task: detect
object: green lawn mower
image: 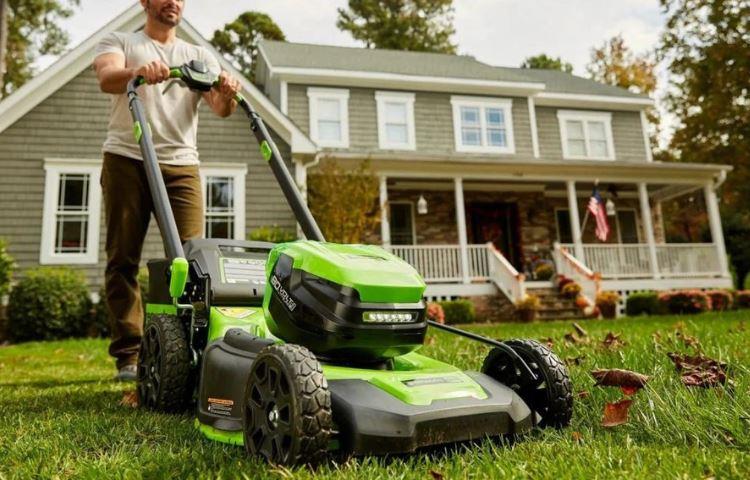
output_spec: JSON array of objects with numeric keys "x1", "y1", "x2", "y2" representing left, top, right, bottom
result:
[{"x1": 127, "y1": 61, "x2": 573, "y2": 466}]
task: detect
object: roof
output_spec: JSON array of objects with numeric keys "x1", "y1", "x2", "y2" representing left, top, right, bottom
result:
[
  {"x1": 259, "y1": 40, "x2": 647, "y2": 100},
  {"x1": 0, "y1": 4, "x2": 317, "y2": 154}
]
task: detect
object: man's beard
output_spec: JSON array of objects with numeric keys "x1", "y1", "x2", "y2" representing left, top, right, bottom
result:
[{"x1": 147, "y1": 1, "x2": 182, "y2": 27}]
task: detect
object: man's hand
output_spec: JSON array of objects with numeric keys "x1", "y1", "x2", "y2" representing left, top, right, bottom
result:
[
  {"x1": 215, "y1": 71, "x2": 241, "y2": 101},
  {"x1": 204, "y1": 71, "x2": 241, "y2": 118},
  {"x1": 135, "y1": 60, "x2": 171, "y2": 85}
]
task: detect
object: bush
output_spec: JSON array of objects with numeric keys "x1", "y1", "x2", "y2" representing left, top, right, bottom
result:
[
  {"x1": 0, "y1": 238, "x2": 15, "y2": 298},
  {"x1": 426, "y1": 302, "x2": 445, "y2": 324},
  {"x1": 515, "y1": 294, "x2": 541, "y2": 311},
  {"x1": 249, "y1": 225, "x2": 297, "y2": 243},
  {"x1": 534, "y1": 263, "x2": 554, "y2": 281},
  {"x1": 561, "y1": 282, "x2": 582, "y2": 299},
  {"x1": 658, "y1": 290, "x2": 711, "y2": 314},
  {"x1": 92, "y1": 268, "x2": 149, "y2": 338},
  {"x1": 7, "y1": 268, "x2": 92, "y2": 342},
  {"x1": 706, "y1": 290, "x2": 733, "y2": 311},
  {"x1": 625, "y1": 291, "x2": 659, "y2": 316},
  {"x1": 736, "y1": 290, "x2": 750, "y2": 309},
  {"x1": 438, "y1": 299, "x2": 475, "y2": 324}
]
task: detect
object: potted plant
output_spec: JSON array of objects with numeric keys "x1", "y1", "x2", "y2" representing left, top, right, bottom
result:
[
  {"x1": 596, "y1": 291, "x2": 620, "y2": 319},
  {"x1": 515, "y1": 294, "x2": 541, "y2": 322},
  {"x1": 562, "y1": 282, "x2": 582, "y2": 299},
  {"x1": 534, "y1": 263, "x2": 555, "y2": 281}
]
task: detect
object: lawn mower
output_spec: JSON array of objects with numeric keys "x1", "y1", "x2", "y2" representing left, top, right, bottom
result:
[{"x1": 127, "y1": 61, "x2": 573, "y2": 466}]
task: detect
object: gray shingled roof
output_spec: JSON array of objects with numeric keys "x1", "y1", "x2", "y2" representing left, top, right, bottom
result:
[{"x1": 260, "y1": 40, "x2": 646, "y2": 99}]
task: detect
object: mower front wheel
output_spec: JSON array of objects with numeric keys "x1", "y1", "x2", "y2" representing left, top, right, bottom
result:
[
  {"x1": 243, "y1": 344, "x2": 332, "y2": 466},
  {"x1": 482, "y1": 339, "x2": 573, "y2": 428}
]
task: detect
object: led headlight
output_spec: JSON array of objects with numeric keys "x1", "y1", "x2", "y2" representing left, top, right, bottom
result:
[{"x1": 362, "y1": 311, "x2": 416, "y2": 324}]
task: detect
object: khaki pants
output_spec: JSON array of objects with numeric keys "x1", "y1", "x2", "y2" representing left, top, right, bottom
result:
[{"x1": 101, "y1": 152, "x2": 203, "y2": 368}]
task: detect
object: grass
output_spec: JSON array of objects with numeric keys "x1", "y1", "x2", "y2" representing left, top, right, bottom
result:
[{"x1": 1, "y1": 312, "x2": 749, "y2": 479}]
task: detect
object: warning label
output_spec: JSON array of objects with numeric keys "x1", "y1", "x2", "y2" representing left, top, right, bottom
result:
[{"x1": 207, "y1": 397, "x2": 234, "y2": 416}]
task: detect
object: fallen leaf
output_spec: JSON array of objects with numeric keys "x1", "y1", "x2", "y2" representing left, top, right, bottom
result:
[
  {"x1": 430, "y1": 470, "x2": 445, "y2": 480},
  {"x1": 729, "y1": 322, "x2": 746, "y2": 334},
  {"x1": 540, "y1": 337, "x2": 554, "y2": 349},
  {"x1": 120, "y1": 390, "x2": 139, "y2": 408},
  {"x1": 601, "y1": 398, "x2": 633, "y2": 427},
  {"x1": 601, "y1": 332, "x2": 626, "y2": 350},
  {"x1": 571, "y1": 431, "x2": 584, "y2": 443},
  {"x1": 676, "y1": 331, "x2": 702, "y2": 351},
  {"x1": 667, "y1": 352, "x2": 728, "y2": 388},
  {"x1": 576, "y1": 390, "x2": 591, "y2": 399},
  {"x1": 591, "y1": 369, "x2": 649, "y2": 391},
  {"x1": 573, "y1": 322, "x2": 588, "y2": 337},
  {"x1": 564, "y1": 333, "x2": 589, "y2": 345},
  {"x1": 620, "y1": 386, "x2": 640, "y2": 396},
  {"x1": 565, "y1": 355, "x2": 586, "y2": 366}
]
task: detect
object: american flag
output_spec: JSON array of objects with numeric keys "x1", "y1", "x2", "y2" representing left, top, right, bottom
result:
[{"x1": 588, "y1": 187, "x2": 610, "y2": 242}]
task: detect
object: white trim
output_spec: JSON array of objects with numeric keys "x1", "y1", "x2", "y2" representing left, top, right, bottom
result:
[
  {"x1": 199, "y1": 164, "x2": 247, "y2": 241},
  {"x1": 640, "y1": 110, "x2": 653, "y2": 162},
  {"x1": 454, "y1": 178, "x2": 470, "y2": 284},
  {"x1": 40, "y1": 159, "x2": 102, "y2": 265},
  {"x1": 379, "y1": 176, "x2": 390, "y2": 249},
  {"x1": 388, "y1": 201, "x2": 417, "y2": 245},
  {"x1": 280, "y1": 80, "x2": 288, "y2": 115},
  {"x1": 375, "y1": 91, "x2": 416, "y2": 151},
  {"x1": 527, "y1": 96, "x2": 540, "y2": 158},
  {"x1": 557, "y1": 110, "x2": 615, "y2": 161},
  {"x1": 704, "y1": 182, "x2": 730, "y2": 277},
  {"x1": 450, "y1": 96, "x2": 515, "y2": 154},
  {"x1": 638, "y1": 182, "x2": 660, "y2": 278},
  {"x1": 535, "y1": 92, "x2": 654, "y2": 110},
  {"x1": 566, "y1": 180, "x2": 585, "y2": 261},
  {"x1": 307, "y1": 87, "x2": 350, "y2": 148}
]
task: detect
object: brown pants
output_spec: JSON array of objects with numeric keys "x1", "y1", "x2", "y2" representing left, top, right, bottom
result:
[{"x1": 101, "y1": 152, "x2": 203, "y2": 368}]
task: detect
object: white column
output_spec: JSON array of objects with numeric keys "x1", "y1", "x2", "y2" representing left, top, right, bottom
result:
[
  {"x1": 379, "y1": 176, "x2": 391, "y2": 250},
  {"x1": 638, "y1": 182, "x2": 660, "y2": 278},
  {"x1": 454, "y1": 177, "x2": 470, "y2": 284},
  {"x1": 704, "y1": 182, "x2": 730, "y2": 277},
  {"x1": 566, "y1": 180, "x2": 585, "y2": 261},
  {"x1": 528, "y1": 96, "x2": 540, "y2": 158}
]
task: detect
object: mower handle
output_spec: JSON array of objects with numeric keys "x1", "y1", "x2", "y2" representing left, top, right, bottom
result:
[{"x1": 127, "y1": 64, "x2": 246, "y2": 105}]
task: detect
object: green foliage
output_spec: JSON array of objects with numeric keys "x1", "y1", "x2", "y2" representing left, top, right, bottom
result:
[
  {"x1": 1, "y1": 0, "x2": 80, "y2": 97},
  {"x1": 249, "y1": 225, "x2": 297, "y2": 243},
  {"x1": 337, "y1": 0, "x2": 456, "y2": 53},
  {"x1": 210, "y1": 11, "x2": 285, "y2": 81},
  {"x1": 520, "y1": 54, "x2": 573, "y2": 73},
  {"x1": 7, "y1": 267, "x2": 91, "y2": 342},
  {"x1": 625, "y1": 291, "x2": 659, "y2": 316},
  {"x1": 0, "y1": 238, "x2": 15, "y2": 297},
  {"x1": 438, "y1": 299, "x2": 475, "y2": 324},
  {"x1": 308, "y1": 160, "x2": 380, "y2": 244},
  {"x1": 657, "y1": 290, "x2": 711, "y2": 314}
]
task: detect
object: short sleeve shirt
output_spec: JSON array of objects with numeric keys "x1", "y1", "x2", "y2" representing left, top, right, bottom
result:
[{"x1": 95, "y1": 31, "x2": 221, "y2": 165}]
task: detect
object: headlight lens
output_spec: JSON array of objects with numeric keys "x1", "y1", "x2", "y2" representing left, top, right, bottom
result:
[{"x1": 362, "y1": 311, "x2": 416, "y2": 324}]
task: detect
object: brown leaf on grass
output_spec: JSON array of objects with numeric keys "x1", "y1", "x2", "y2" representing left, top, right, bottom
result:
[
  {"x1": 540, "y1": 337, "x2": 554, "y2": 349},
  {"x1": 591, "y1": 369, "x2": 649, "y2": 391},
  {"x1": 601, "y1": 398, "x2": 633, "y2": 427},
  {"x1": 564, "y1": 332, "x2": 589, "y2": 345},
  {"x1": 667, "y1": 352, "x2": 728, "y2": 388},
  {"x1": 571, "y1": 431, "x2": 584, "y2": 443},
  {"x1": 120, "y1": 390, "x2": 139, "y2": 408},
  {"x1": 573, "y1": 322, "x2": 588, "y2": 337},
  {"x1": 601, "y1": 332, "x2": 626, "y2": 350},
  {"x1": 576, "y1": 390, "x2": 591, "y2": 399},
  {"x1": 430, "y1": 470, "x2": 445, "y2": 480},
  {"x1": 565, "y1": 355, "x2": 586, "y2": 366}
]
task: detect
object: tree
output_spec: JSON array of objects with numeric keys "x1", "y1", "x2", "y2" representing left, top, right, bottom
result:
[
  {"x1": 337, "y1": 0, "x2": 456, "y2": 53},
  {"x1": 308, "y1": 160, "x2": 380, "y2": 244},
  {"x1": 520, "y1": 54, "x2": 573, "y2": 73},
  {"x1": 210, "y1": 11, "x2": 285, "y2": 82},
  {"x1": 0, "y1": 0, "x2": 79, "y2": 98},
  {"x1": 658, "y1": 0, "x2": 750, "y2": 285},
  {"x1": 587, "y1": 35, "x2": 660, "y2": 151}
]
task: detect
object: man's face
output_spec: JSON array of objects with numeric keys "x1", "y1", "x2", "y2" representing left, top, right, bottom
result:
[{"x1": 143, "y1": 0, "x2": 184, "y2": 27}]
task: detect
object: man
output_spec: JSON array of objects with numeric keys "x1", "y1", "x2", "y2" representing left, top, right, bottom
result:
[{"x1": 93, "y1": 0, "x2": 241, "y2": 381}]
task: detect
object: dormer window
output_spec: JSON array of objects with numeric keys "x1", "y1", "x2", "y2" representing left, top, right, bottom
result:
[
  {"x1": 307, "y1": 87, "x2": 349, "y2": 148},
  {"x1": 450, "y1": 96, "x2": 515, "y2": 154},
  {"x1": 376, "y1": 91, "x2": 416, "y2": 150},
  {"x1": 557, "y1": 110, "x2": 615, "y2": 160}
]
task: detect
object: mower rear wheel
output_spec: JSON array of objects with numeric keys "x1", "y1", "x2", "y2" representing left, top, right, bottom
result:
[
  {"x1": 243, "y1": 344, "x2": 332, "y2": 466},
  {"x1": 482, "y1": 339, "x2": 573, "y2": 428},
  {"x1": 137, "y1": 314, "x2": 192, "y2": 412}
]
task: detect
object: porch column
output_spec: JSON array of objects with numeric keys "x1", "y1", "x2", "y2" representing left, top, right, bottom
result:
[
  {"x1": 454, "y1": 177, "x2": 471, "y2": 284},
  {"x1": 704, "y1": 182, "x2": 730, "y2": 277},
  {"x1": 566, "y1": 180, "x2": 585, "y2": 261},
  {"x1": 638, "y1": 182, "x2": 660, "y2": 278},
  {"x1": 379, "y1": 176, "x2": 391, "y2": 250}
]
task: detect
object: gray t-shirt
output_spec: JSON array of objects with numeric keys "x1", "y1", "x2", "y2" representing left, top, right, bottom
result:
[{"x1": 95, "y1": 31, "x2": 221, "y2": 165}]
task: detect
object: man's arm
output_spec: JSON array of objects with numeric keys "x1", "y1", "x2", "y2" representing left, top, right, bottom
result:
[
  {"x1": 93, "y1": 53, "x2": 171, "y2": 94},
  {"x1": 203, "y1": 71, "x2": 241, "y2": 118}
]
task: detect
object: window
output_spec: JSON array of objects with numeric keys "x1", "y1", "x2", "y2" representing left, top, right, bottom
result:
[
  {"x1": 389, "y1": 202, "x2": 416, "y2": 245},
  {"x1": 40, "y1": 159, "x2": 102, "y2": 264},
  {"x1": 555, "y1": 209, "x2": 573, "y2": 244},
  {"x1": 616, "y1": 209, "x2": 640, "y2": 244},
  {"x1": 307, "y1": 88, "x2": 349, "y2": 148},
  {"x1": 557, "y1": 110, "x2": 615, "y2": 160},
  {"x1": 376, "y1": 92, "x2": 416, "y2": 150},
  {"x1": 451, "y1": 96, "x2": 515, "y2": 154},
  {"x1": 200, "y1": 165, "x2": 247, "y2": 241}
]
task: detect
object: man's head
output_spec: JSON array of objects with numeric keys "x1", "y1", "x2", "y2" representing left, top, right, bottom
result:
[{"x1": 141, "y1": 0, "x2": 184, "y2": 28}]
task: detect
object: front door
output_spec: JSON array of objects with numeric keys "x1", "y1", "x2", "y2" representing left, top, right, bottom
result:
[{"x1": 468, "y1": 202, "x2": 523, "y2": 270}]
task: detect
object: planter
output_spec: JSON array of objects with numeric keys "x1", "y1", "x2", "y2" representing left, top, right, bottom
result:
[
  {"x1": 518, "y1": 309, "x2": 537, "y2": 323},
  {"x1": 599, "y1": 303, "x2": 617, "y2": 319}
]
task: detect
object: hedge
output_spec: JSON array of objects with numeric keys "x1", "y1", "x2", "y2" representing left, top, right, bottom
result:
[
  {"x1": 625, "y1": 291, "x2": 659, "y2": 316},
  {"x1": 706, "y1": 290, "x2": 733, "y2": 311},
  {"x1": 438, "y1": 299, "x2": 475, "y2": 324},
  {"x1": 657, "y1": 290, "x2": 711, "y2": 315}
]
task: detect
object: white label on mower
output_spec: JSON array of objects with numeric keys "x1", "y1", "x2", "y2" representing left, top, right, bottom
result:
[
  {"x1": 271, "y1": 275, "x2": 297, "y2": 312},
  {"x1": 402, "y1": 376, "x2": 463, "y2": 388},
  {"x1": 207, "y1": 397, "x2": 234, "y2": 416}
]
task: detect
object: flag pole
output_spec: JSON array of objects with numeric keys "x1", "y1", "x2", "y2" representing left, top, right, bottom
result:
[{"x1": 578, "y1": 179, "x2": 599, "y2": 242}]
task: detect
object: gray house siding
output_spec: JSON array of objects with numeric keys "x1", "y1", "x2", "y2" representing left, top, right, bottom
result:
[{"x1": 0, "y1": 68, "x2": 294, "y2": 289}]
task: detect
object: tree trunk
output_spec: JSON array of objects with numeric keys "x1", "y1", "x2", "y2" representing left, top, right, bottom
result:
[{"x1": 0, "y1": 0, "x2": 8, "y2": 97}]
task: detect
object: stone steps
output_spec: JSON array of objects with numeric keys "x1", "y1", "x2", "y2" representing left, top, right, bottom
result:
[{"x1": 528, "y1": 287, "x2": 587, "y2": 321}]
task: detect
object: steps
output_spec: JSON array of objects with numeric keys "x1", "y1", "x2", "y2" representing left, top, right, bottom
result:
[{"x1": 529, "y1": 287, "x2": 586, "y2": 321}]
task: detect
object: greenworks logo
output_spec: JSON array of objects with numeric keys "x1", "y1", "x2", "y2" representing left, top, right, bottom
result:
[{"x1": 271, "y1": 275, "x2": 296, "y2": 312}]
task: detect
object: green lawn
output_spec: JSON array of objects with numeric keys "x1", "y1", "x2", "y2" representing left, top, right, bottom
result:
[{"x1": 1, "y1": 312, "x2": 748, "y2": 480}]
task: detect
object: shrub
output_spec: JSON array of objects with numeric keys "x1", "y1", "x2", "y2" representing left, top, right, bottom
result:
[
  {"x1": 92, "y1": 268, "x2": 149, "y2": 338},
  {"x1": 426, "y1": 302, "x2": 445, "y2": 324},
  {"x1": 706, "y1": 290, "x2": 733, "y2": 311},
  {"x1": 625, "y1": 291, "x2": 659, "y2": 316},
  {"x1": 736, "y1": 290, "x2": 750, "y2": 309},
  {"x1": 7, "y1": 268, "x2": 92, "y2": 342},
  {"x1": 0, "y1": 238, "x2": 15, "y2": 298},
  {"x1": 515, "y1": 294, "x2": 541, "y2": 311},
  {"x1": 658, "y1": 290, "x2": 711, "y2": 314},
  {"x1": 561, "y1": 282, "x2": 582, "y2": 299},
  {"x1": 534, "y1": 263, "x2": 554, "y2": 281},
  {"x1": 596, "y1": 291, "x2": 621, "y2": 319},
  {"x1": 249, "y1": 225, "x2": 297, "y2": 243},
  {"x1": 438, "y1": 299, "x2": 475, "y2": 324}
]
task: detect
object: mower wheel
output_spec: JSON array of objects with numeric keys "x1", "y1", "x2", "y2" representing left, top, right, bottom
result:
[
  {"x1": 482, "y1": 339, "x2": 573, "y2": 428},
  {"x1": 137, "y1": 314, "x2": 192, "y2": 412},
  {"x1": 243, "y1": 344, "x2": 332, "y2": 466}
]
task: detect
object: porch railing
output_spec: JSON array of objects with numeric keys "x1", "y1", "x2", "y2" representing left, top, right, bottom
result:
[
  {"x1": 390, "y1": 244, "x2": 490, "y2": 282},
  {"x1": 487, "y1": 243, "x2": 526, "y2": 302},
  {"x1": 560, "y1": 243, "x2": 721, "y2": 279},
  {"x1": 553, "y1": 243, "x2": 600, "y2": 303}
]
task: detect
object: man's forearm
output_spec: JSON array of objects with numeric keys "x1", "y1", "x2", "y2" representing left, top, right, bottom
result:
[{"x1": 97, "y1": 66, "x2": 136, "y2": 94}]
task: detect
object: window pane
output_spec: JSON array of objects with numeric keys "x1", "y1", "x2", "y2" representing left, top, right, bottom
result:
[
  {"x1": 55, "y1": 215, "x2": 88, "y2": 253},
  {"x1": 318, "y1": 120, "x2": 342, "y2": 142},
  {"x1": 389, "y1": 203, "x2": 414, "y2": 245},
  {"x1": 207, "y1": 177, "x2": 233, "y2": 212},
  {"x1": 206, "y1": 217, "x2": 233, "y2": 239},
  {"x1": 386, "y1": 124, "x2": 408, "y2": 144},
  {"x1": 385, "y1": 102, "x2": 407, "y2": 124},
  {"x1": 487, "y1": 128, "x2": 506, "y2": 147},
  {"x1": 617, "y1": 210, "x2": 639, "y2": 244},
  {"x1": 58, "y1": 174, "x2": 89, "y2": 211},
  {"x1": 461, "y1": 127, "x2": 482, "y2": 145},
  {"x1": 567, "y1": 139, "x2": 587, "y2": 156},
  {"x1": 317, "y1": 98, "x2": 340, "y2": 121},
  {"x1": 486, "y1": 108, "x2": 505, "y2": 128},
  {"x1": 566, "y1": 120, "x2": 585, "y2": 140},
  {"x1": 589, "y1": 139, "x2": 608, "y2": 157},
  {"x1": 588, "y1": 121, "x2": 606, "y2": 141},
  {"x1": 460, "y1": 106, "x2": 480, "y2": 126},
  {"x1": 556, "y1": 210, "x2": 573, "y2": 244}
]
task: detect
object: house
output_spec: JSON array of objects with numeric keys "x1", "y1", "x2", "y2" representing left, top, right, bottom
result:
[{"x1": 0, "y1": 4, "x2": 732, "y2": 318}]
